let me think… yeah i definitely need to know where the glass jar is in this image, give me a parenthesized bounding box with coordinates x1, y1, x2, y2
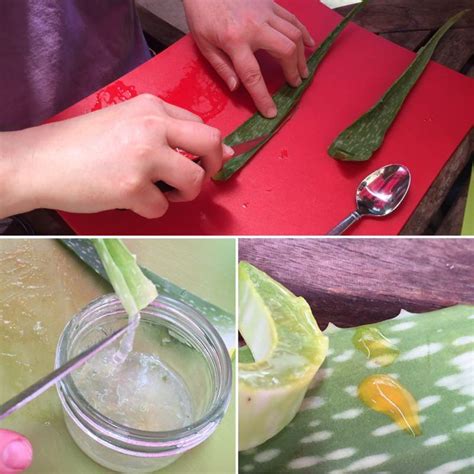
(55, 294, 232, 473)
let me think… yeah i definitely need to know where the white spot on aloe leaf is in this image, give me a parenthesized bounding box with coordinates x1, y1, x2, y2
(308, 419, 321, 427)
(372, 423, 400, 436)
(301, 431, 333, 443)
(339, 453, 391, 471)
(390, 321, 416, 332)
(241, 465, 254, 472)
(436, 350, 474, 397)
(418, 395, 441, 411)
(458, 423, 474, 433)
(333, 350, 354, 362)
(372, 416, 426, 436)
(312, 368, 334, 385)
(254, 449, 280, 463)
(300, 396, 325, 411)
(332, 408, 363, 420)
(453, 336, 474, 346)
(423, 435, 449, 446)
(398, 343, 443, 361)
(451, 351, 474, 371)
(344, 385, 358, 397)
(425, 457, 474, 474)
(288, 456, 322, 469)
(324, 448, 357, 461)
(453, 406, 466, 413)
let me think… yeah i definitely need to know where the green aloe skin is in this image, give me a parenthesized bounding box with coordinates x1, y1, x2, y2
(328, 10, 468, 161)
(239, 305, 474, 473)
(62, 239, 235, 351)
(213, 0, 367, 181)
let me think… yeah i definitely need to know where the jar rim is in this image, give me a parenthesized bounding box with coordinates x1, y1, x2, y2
(55, 294, 232, 455)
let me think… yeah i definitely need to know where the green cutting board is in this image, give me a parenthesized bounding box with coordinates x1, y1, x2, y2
(0, 239, 236, 474)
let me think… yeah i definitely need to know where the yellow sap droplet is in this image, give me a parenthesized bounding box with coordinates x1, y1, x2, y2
(358, 374, 421, 436)
(352, 326, 399, 366)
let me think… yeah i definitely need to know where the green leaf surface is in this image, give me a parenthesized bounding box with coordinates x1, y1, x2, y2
(62, 239, 235, 351)
(92, 239, 157, 317)
(239, 305, 474, 473)
(213, 0, 367, 181)
(461, 162, 474, 236)
(328, 10, 468, 161)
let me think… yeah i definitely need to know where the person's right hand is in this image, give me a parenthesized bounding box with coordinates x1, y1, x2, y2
(0, 430, 32, 474)
(0, 94, 234, 219)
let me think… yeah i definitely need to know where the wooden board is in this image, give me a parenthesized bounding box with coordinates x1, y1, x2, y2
(49, 0, 474, 235)
(238, 238, 474, 328)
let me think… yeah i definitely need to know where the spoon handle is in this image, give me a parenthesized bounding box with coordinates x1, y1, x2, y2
(327, 211, 362, 235)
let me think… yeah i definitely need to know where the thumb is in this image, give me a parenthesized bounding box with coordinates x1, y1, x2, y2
(0, 430, 32, 474)
(201, 43, 239, 92)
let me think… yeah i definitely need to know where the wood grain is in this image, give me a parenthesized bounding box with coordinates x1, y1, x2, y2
(238, 238, 474, 328)
(336, 0, 474, 33)
(380, 30, 431, 51)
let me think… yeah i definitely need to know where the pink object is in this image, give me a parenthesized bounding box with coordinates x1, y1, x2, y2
(49, 0, 474, 235)
(0, 430, 32, 473)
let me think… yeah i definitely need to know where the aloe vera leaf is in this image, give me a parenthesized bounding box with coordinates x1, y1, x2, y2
(61, 239, 236, 350)
(239, 262, 328, 451)
(328, 10, 468, 161)
(92, 239, 157, 317)
(213, 0, 367, 181)
(239, 305, 474, 474)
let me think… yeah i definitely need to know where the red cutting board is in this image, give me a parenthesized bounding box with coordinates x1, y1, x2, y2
(51, 0, 474, 235)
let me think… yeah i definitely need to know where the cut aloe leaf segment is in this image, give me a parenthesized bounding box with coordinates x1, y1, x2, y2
(238, 262, 328, 451)
(328, 9, 467, 161)
(92, 239, 158, 317)
(61, 239, 236, 351)
(213, 0, 367, 181)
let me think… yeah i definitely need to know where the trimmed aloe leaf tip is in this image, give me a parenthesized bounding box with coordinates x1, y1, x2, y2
(328, 9, 468, 161)
(92, 239, 157, 317)
(213, 0, 367, 181)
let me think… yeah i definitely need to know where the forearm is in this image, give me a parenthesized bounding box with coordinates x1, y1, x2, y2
(0, 131, 39, 219)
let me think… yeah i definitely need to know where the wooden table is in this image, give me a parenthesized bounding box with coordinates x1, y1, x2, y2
(3, 0, 472, 235)
(238, 238, 474, 328)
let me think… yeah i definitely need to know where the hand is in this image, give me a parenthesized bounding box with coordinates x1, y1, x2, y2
(184, 0, 315, 118)
(0, 95, 234, 219)
(0, 430, 32, 473)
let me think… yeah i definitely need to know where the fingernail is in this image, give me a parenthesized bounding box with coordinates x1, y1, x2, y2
(2, 439, 33, 470)
(295, 77, 303, 87)
(309, 37, 316, 47)
(223, 144, 235, 157)
(302, 66, 309, 79)
(266, 105, 277, 118)
(228, 77, 238, 91)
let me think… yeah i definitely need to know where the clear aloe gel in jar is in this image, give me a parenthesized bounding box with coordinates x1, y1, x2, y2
(55, 294, 232, 473)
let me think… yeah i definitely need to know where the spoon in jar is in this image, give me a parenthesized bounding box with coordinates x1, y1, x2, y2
(0, 321, 134, 421)
(327, 164, 411, 235)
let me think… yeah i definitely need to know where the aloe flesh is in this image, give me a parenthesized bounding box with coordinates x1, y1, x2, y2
(328, 10, 468, 161)
(213, 0, 367, 181)
(92, 239, 158, 361)
(62, 239, 236, 351)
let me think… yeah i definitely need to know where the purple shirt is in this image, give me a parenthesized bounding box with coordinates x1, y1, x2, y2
(0, 0, 150, 131)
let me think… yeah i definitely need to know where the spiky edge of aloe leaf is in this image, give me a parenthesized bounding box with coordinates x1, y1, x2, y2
(213, 0, 367, 181)
(328, 9, 468, 161)
(61, 239, 235, 349)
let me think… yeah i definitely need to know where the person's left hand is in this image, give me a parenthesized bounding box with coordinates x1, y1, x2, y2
(183, 0, 315, 118)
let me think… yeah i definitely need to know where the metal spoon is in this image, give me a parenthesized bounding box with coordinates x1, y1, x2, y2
(327, 164, 411, 235)
(0, 321, 133, 421)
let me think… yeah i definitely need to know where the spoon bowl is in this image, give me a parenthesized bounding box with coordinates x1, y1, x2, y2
(328, 164, 411, 235)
